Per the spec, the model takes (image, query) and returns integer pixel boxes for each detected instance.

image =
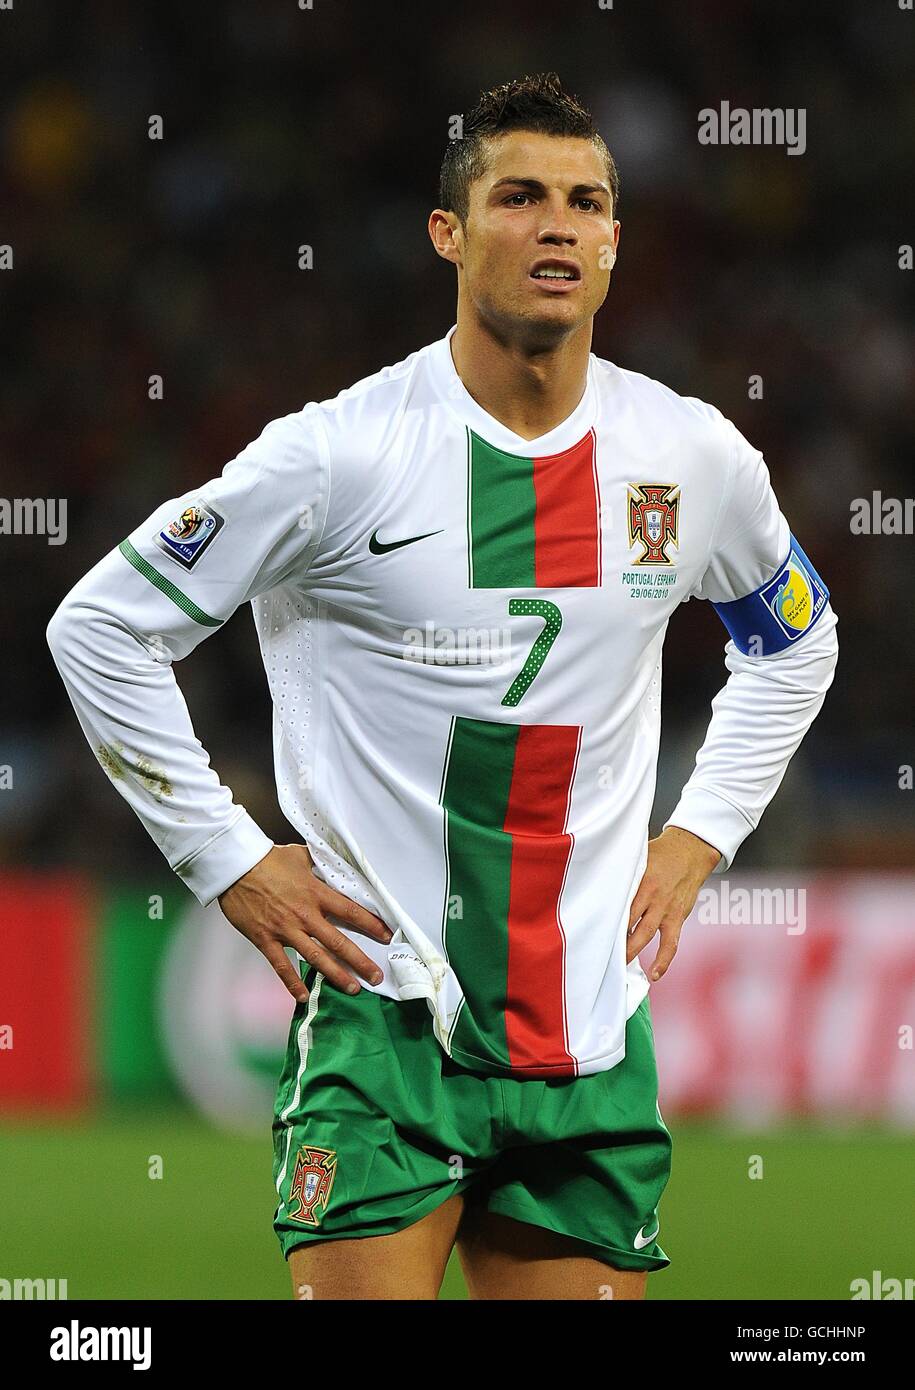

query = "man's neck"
[449,312,592,442]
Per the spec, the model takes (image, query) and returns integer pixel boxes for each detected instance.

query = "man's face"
[451,130,619,345]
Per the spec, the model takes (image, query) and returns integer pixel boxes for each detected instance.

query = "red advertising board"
[0,873,95,1109]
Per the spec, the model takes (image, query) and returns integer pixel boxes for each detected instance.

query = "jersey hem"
[448,1035,627,1080]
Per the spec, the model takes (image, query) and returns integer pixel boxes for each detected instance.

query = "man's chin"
[476,295,591,350]
[515,301,588,349]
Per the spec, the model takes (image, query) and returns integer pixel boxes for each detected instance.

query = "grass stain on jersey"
[134,753,174,800]
[96,741,173,800]
[96,744,125,780]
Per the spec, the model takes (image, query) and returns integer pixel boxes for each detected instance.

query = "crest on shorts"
[287,1145,337,1226]
[627,484,680,564]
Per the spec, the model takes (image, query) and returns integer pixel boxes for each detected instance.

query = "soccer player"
[47,72,838,1301]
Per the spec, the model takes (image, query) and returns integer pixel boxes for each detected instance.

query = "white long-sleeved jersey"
[47,326,838,1078]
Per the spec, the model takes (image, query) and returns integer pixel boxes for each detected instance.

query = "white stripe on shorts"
[274,971,324,1212]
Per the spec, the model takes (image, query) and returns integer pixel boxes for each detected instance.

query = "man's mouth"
[529,259,582,290]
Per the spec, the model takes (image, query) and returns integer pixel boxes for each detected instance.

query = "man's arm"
[660,588,838,870]
[47,408,391,1000]
[662,417,838,865]
[628,415,839,980]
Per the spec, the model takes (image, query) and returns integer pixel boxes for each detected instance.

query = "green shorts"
[272,965,672,1273]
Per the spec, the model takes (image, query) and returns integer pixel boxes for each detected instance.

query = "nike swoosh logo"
[633,1221,660,1250]
[368,527,443,555]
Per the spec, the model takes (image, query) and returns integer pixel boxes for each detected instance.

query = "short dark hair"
[439,72,619,225]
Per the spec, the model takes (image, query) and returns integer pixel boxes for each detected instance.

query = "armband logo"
[711,535,829,654]
[155,500,224,570]
[761,547,827,640]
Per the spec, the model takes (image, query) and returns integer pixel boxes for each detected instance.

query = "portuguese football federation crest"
[627,484,680,564]
[288,1145,337,1226]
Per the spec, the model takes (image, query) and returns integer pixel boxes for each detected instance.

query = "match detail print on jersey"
[440,715,581,1077]
[466,428,602,588]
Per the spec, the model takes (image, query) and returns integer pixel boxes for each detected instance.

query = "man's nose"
[537,203,578,245]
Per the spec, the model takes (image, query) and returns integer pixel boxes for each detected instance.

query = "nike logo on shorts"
[634,1220,660,1250]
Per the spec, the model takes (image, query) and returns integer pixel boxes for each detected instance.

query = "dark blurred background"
[1,0,913,877]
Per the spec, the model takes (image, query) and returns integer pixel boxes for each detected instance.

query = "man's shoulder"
[591,352,733,444]
[309,337,440,450]
[224,338,442,518]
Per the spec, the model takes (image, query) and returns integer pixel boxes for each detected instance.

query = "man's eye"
[505,193,531,206]
[576,198,600,212]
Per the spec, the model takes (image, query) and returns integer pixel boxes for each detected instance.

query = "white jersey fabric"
[47,325,839,1078]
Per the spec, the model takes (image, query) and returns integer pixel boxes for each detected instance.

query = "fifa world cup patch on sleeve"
[154,501,224,570]
[711,535,829,655]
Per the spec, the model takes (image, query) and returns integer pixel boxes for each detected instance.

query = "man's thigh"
[289,1191,466,1301]
[462,997,671,1287]
[456,1207,647,1301]
[273,969,488,1280]
[287,1193,647,1301]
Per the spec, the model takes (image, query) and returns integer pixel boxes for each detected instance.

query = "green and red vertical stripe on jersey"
[446,429,600,1074]
[466,427,602,588]
[440,715,582,1076]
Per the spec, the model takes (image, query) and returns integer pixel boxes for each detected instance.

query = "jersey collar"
[429,324,597,455]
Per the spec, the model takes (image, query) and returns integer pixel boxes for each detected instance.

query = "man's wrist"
[174,812,275,906]
[660,824,722,874]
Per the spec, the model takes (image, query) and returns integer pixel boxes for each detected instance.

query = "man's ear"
[428,209,463,266]
[607,220,621,267]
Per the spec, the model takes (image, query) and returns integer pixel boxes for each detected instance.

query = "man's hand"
[626,826,721,981]
[217,843,392,1003]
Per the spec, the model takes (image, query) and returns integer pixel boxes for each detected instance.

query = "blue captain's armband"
[711,535,829,655]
